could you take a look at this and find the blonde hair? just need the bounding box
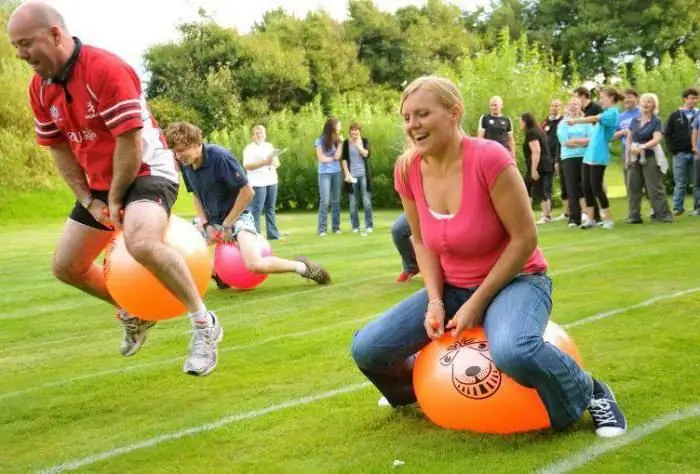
[396,75,465,182]
[566,96,584,117]
[164,122,202,149]
[639,93,660,114]
[489,96,504,106]
[251,124,265,134]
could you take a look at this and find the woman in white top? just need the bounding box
[242,125,282,240]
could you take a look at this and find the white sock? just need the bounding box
[294,262,307,275]
[189,303,212,328]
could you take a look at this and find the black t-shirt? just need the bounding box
[583,101,603,117]
[480,114,512,150]
[541,116,563,161]
[523,128,554,174]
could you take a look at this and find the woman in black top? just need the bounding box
[520,112,554,223]
[625,93,673,223]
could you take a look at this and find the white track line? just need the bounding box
[37,382,371,474]
[564,288,700,329]
[32,285,700,473]
[538,404,700,474]
[0,248,658,352]
[0,315,375,401]
[0,255,679,396]
[0,235,653,320]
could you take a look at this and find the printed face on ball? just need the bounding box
[439,338,502,400]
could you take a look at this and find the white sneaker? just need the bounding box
[366,227,374,234]
[552,213,567,222]
[601,219,614,230]
[352,228,359,233]
[567,222,578,228]
[378,396,391,407]
[183,313,223,376]
[117,310,156,357]
[319,232,327,237]
[536,216,551,225]
[333,229,341,234]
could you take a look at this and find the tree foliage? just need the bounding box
[2,0,700,195]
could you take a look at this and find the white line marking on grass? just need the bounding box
[0,256,680,397]
[0,315,375,401]
[0,272,399,321]
[564,287,700,329]
[538,404,700,474]
[38,382,371,474]
[29,285,700,472]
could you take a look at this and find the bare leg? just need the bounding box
[122,201,203,313]
[237,231,301,274]
[53,219,116,305]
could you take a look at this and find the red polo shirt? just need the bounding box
[28,39,178,191]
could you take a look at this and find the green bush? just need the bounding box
[208,34,569,209]
[0,6,55,189]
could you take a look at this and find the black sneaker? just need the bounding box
[212,273,231,290]
[588,379,627,438]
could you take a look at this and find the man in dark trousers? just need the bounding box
[665,88,699,216]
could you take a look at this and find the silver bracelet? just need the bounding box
[427,299,444,309]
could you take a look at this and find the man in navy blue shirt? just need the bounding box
[165,122,331,290]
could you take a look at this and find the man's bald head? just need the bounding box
[9,1,68,32]
[7,1,74,79]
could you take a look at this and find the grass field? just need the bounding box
[1,198,700,473]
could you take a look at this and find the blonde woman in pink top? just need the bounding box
[351,76,627,438]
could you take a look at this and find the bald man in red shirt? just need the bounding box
[8,1,223,376]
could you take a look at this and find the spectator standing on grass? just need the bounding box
[557,97,594,227]
[341,122,374,235]
[574,86,604,223]
[665,88,699,216]
[477,96,516,157]
[242,125,282,240]
[625,94,673,224]
[315,117,344,236]
[521,112,554,224]
[613,89,642,190]
[540,99,566,220]
[692,111,700,213]
[568,88,623,230]
[351,75,627,439]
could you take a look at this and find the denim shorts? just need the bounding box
[197,210,258,244]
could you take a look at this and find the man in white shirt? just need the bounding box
[242,125,282,239]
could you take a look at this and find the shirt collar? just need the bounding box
[47,37,82,86]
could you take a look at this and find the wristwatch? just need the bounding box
[80,195,94,210]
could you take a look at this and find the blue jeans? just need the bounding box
[350,274,593,430]
[318,172,342,234]
[349,176,374,230]
[672,152,700,211]
[248,184,280,240]
[391,213,417,272]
